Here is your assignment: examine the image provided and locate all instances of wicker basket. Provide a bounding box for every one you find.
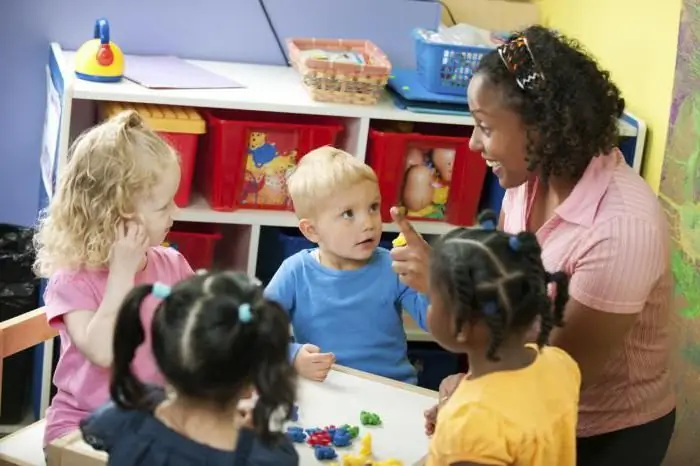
[287,38,392,105]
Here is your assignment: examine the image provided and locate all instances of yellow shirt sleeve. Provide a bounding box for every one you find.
[429,402,514,465]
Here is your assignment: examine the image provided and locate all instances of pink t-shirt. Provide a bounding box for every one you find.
[502,149,674,437]
[42,246,193,446]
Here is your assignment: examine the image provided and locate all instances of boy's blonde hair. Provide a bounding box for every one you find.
[34,110,180,277]
[287,146,377,218]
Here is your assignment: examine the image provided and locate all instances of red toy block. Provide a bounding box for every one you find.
[307,431,331,446]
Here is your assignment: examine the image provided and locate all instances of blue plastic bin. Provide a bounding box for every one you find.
[413,28,492,96]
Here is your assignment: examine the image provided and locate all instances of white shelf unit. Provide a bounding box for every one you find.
[36,42,645,417]
[49,42,641,267]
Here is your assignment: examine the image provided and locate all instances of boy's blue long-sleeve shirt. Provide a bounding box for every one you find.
[265,248,429,384]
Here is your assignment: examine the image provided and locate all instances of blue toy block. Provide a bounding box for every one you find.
[285,426,306,443]
[290,404,299,422]
[332,430,352,447]
[314,445,338,460]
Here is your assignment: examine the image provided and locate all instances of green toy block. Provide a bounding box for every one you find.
[341,424,360,438]
[360,410,382,426]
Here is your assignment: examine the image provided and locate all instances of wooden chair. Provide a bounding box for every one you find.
[0,308,57,466]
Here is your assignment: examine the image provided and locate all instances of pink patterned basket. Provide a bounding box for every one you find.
[287,38,392,105]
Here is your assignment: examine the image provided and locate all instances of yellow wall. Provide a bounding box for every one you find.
[538,0,682,191]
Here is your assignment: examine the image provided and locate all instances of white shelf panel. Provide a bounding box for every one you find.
[59,49,636,136]
[176,195,456,236]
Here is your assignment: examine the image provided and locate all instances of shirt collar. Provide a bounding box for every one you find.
[553,149,622,227]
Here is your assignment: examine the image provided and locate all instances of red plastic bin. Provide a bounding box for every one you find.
[164,223,222,271]
[367,127,487,226]
[159,132,200,208]
[196,110,343,211]
[98,102,206,208]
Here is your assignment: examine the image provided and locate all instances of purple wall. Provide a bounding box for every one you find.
[0,0,439,226]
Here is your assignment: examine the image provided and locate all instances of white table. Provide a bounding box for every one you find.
[1,366,436,466]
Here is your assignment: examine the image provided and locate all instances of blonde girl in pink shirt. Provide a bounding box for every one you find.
[392,25,675,466]
[33,110,194,447]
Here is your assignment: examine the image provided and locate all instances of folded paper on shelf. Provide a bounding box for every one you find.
[124,55,245,90]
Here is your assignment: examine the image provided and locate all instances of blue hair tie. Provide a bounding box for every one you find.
[483,301,499,316]
[508,236,520,251]
[152,282,171,299]
[238,303,252,323]
[480,219,496,231]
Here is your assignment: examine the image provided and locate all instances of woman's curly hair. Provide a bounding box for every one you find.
[476,25,625,181]
[34,110,179,277]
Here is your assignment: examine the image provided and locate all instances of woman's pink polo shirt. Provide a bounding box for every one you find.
[502,148,675,437]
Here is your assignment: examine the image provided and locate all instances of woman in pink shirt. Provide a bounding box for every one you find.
[391,26,675,466]
[33,110,194,447]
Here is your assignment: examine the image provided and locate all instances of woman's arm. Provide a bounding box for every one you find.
[550,216,667,387]
[549,301,638,388]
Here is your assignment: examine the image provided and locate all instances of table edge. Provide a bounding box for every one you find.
[331,365,438,398]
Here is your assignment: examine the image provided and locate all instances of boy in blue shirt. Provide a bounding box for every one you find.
[266,146,429,384]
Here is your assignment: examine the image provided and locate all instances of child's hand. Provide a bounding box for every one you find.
[294,344,335,382]
[424,404,438,436]
[423,373,465,437]
[110,221,149,276]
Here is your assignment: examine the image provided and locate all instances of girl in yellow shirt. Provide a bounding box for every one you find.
[425,210,581,466]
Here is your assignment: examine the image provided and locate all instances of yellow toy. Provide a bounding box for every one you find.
[359,433,372,457]
[331,433,404,466]
[74,18,124,83]
[392,233,407,248]
[339,456,366,466]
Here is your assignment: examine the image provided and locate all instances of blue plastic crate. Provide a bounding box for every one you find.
[413,28,492,96]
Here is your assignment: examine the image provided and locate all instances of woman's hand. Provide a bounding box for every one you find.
[389,207,432,294]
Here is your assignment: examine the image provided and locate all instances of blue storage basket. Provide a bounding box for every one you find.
[413,28,492,96]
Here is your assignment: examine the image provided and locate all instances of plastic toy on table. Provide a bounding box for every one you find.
[331,428,352,447]
[332,433,404,466]
[74,18,124,82]
[307,429,332,446]
[340,424,360,439]
[285,426,306,443]
[314,445,338,460]
[360,411,382,426]
[359,433,372,456]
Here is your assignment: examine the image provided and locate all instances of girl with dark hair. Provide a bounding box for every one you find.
[424,211,579,466]
[80,271,299,466]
